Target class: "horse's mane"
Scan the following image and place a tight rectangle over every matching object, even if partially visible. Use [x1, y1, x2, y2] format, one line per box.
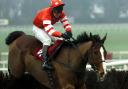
[73, 32, 102, 44]
[61, 32, 102, 48]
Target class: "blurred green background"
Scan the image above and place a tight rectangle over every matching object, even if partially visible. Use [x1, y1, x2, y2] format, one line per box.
[0, 24, 128, 59]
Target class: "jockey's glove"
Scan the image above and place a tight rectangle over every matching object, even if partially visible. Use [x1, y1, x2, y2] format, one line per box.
[66, 31, 72, 38]
[61, 32, 70, 39]
[62, 31, 72, 39]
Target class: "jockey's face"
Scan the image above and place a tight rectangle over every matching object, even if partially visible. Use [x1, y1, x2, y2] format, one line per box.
[53, 10, 61, 18]
[52, 5, 63, 18]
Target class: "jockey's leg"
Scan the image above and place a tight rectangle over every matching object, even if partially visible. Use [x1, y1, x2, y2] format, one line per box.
[33, 25, 53, 70]
[42, 45, 53, 70]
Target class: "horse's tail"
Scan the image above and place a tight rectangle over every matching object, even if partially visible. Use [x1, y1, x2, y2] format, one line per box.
[5, 31, 25, 45]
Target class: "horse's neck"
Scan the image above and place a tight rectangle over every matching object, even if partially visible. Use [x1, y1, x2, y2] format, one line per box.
[78, 41, 92, 56]
[72, 41, 92, 68]
[69, 41, 92, 68]
[54, 41, 92, 70]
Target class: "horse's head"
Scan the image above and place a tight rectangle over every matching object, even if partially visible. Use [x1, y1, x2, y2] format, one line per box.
[87, 33, 107, 81]
[72, 32, 107, 81]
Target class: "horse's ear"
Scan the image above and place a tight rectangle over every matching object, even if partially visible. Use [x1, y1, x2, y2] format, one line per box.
[101, 33, 107, 44]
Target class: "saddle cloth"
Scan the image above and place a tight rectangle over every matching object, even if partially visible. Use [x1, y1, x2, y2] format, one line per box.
[32, 40, 62, 61]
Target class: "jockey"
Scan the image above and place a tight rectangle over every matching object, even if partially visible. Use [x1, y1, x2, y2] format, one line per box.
[33, 0, 72, 70]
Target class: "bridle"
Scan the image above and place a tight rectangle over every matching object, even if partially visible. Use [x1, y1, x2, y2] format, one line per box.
[87, 42, 106, 71]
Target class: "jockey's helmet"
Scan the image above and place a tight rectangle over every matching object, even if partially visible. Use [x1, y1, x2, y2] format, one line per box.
[50, 0, 65, 8]
[50, 0, 65, 13]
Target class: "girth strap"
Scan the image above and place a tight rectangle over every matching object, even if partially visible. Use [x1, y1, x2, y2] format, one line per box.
[45, 70, 57, 89]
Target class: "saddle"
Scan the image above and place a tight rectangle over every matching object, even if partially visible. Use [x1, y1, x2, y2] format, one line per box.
[32, 40, 63, 61]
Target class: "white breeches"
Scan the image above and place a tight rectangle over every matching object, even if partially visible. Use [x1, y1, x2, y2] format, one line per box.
[33, 25, 63, 46]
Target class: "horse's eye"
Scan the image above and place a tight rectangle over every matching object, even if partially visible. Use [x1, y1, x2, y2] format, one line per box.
[94, 51, 98, 55]
[93, 48, 100, 54]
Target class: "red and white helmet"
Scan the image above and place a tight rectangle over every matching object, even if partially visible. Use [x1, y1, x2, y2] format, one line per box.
[50, 0, 65, 8]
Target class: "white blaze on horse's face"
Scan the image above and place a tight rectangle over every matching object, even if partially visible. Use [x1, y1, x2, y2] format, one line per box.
[100, 47, 105, 62]
[100, 47, 107, 78]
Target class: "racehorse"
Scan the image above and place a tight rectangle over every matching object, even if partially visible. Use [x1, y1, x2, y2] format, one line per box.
[5, 31, 107, 89]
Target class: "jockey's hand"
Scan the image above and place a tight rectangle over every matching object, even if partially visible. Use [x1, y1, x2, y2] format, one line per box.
[66, 31, 72, 38]
[61, 32, 70, 39]
[61, 31, 72, 39]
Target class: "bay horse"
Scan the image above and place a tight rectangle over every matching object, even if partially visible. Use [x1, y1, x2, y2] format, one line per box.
[5, 31, 107, 89]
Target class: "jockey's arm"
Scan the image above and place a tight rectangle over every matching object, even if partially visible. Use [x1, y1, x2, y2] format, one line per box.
[43, 20, 62, 37]
[60, 14, 72, 32]
[60, 14, 72, 38]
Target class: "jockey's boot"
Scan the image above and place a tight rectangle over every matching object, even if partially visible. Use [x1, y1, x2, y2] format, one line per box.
[42, 45, 53, 70]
